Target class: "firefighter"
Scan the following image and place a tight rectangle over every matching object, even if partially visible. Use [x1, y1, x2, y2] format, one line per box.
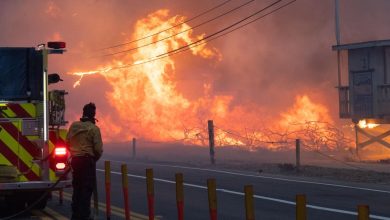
[67, 103, 103, 220]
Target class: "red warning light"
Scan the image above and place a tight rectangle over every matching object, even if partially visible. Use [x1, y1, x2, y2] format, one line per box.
[54, 147, 67, 156]
[47, 41, 66, 49]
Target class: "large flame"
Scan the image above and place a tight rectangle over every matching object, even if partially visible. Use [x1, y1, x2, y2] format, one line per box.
[69, 10, 349, 150]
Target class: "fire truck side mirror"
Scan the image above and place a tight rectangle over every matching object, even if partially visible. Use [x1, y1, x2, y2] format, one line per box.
[48, 73, 63, 84]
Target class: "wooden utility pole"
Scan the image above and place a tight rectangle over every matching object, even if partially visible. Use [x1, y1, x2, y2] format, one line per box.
[335, 0, 342, 88]
[208, 120, 216, 165]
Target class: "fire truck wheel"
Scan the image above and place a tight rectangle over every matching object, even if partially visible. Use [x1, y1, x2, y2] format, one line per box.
[27, 191, 48, 210]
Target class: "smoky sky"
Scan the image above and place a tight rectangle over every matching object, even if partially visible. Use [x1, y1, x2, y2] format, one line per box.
[1, 0, 390, 140]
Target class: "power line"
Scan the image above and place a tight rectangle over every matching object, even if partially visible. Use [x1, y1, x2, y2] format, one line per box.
[96, 0, 255, 57]
[161, 0, 282, 57]
[98, 0, 233, 51]
[103, 0, 286, 71]
[153, 0, 296, 60]
[203, 0, 297, 46]
[75, 0, 293, 75]
[150, 0, 297, 67]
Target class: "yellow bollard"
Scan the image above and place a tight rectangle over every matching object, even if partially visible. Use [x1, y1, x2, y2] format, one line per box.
[357, 205, 369, 220]
[121, 164, 130, 220]
[175, 173, 184, 220]
[121, 164, 128, 189]
[296, 194, 306, 220]
[105, 161, 111, 220]
[146, 168, 155, 220]
[244, 185, 255, 220]
[207, 178, 217, 220]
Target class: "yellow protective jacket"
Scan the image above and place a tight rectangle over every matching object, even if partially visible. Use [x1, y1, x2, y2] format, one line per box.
[66, 121, 103, 160]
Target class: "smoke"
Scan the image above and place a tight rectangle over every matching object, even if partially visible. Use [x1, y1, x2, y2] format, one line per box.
[1, 0, 390, 144]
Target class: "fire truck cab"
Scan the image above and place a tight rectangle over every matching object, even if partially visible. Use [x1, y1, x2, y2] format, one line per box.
[0, 42, 71, 210]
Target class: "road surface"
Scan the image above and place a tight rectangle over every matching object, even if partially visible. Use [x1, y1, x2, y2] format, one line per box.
[2, 154, 390, 219]
[94, 155, 390, 220]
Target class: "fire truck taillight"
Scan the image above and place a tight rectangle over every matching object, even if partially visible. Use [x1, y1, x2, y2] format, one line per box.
[54, 147, 67, 156]
[47, 41, 66, 49]
[56, 162, 66, 170]
[53, 146, 68, 173]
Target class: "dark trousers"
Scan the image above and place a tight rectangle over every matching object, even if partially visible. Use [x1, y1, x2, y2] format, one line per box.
[71, 155, 96, 220]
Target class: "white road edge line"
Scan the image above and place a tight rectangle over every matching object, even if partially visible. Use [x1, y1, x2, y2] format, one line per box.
[106, 159, 390, 194]
[96, 168, 390, 220]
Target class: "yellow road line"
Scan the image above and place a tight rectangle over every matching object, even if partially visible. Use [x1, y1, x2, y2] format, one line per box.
[53, 191, 160, 220]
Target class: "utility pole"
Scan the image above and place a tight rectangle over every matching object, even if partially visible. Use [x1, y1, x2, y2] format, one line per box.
[335, 0, 342, 88]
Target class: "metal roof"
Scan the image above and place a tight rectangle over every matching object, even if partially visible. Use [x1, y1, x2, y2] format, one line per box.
[332, 39, 390, 51]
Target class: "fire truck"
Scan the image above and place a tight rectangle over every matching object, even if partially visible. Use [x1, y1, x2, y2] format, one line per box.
[0, 42, 71, 210]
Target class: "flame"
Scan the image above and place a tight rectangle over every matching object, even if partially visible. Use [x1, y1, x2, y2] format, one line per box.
[357, 120, 379, 129]
[72, 67, 112, 88]
[69, 10, 348, 150]
[71, 9, 221, 141]
[281, 95, 333, 126]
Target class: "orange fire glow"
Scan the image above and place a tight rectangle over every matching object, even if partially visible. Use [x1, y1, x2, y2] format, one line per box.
[69, 10, 348, 150]
[357, 119, 379, 129]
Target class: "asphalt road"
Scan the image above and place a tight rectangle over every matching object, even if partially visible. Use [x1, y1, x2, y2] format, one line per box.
[2, 154, 390, 219]
[94, 155, 390, 220]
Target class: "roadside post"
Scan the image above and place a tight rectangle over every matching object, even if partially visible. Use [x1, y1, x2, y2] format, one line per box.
[357, 205, 369, 220]
[121, 164, 130, 220]
[132, 138, 136, 159]
[296, 194, 306, 220]
[207, 178, 217, 220]
[146, 168, 155, 220]
[208, 120, 216, 165]
[296, 139, 301, 172]
[175, 173, 184, 220]
[244, 185, 255, 220]
[105, 161, 111, 220]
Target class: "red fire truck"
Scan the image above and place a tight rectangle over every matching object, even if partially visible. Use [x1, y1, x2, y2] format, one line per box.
[0, 42, 71, 210]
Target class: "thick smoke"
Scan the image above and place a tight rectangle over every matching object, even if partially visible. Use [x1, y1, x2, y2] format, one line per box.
[1, 0, 390, 144]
